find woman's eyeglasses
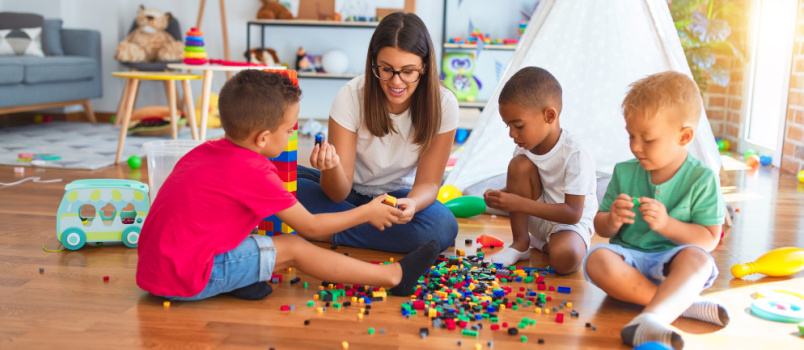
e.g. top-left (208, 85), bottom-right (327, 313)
top-left (371, 63), bottom-right (426, 83)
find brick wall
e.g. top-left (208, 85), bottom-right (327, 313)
top-left (702, 0), bottom-right (749, 154)
top-left (780, 0), bottom-right (804, 174)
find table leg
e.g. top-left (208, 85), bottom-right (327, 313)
top-left (200, 70), bottom-right (213, 141)
top-left (116, 79), bottom-right (140, 164)
top-left (168, 80), bottom-right (178, 140)
top-left (182, 79), bottom-right (199, 140)
top-left (114, 78), bottom-right (130, 126)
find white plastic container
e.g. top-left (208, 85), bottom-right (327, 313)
top-left (143, 140), bottom-right (203, 203)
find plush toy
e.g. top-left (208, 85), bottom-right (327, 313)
top-left (257, 0), bottom-right (293, 20)
top-left (115, 6), bottom-right (184, 63)
top-left (248, 47), bottom-right (280, 66)
top-left (296, 47), bottom-right (311, 72)
top-left (195, 93), bottom-right (221, 128)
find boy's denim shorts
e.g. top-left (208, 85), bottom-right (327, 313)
top-left (582, 243), bottom-right (718, 289)
top-left (162, 235), bottom-right (276, 301)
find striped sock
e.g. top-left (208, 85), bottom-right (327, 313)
top-left (621, 313), bottom-right (684, 350)
top-left (681, 298), bottom-right (730, 327)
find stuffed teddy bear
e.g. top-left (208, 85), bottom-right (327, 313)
top-left (248, 48), bottom-right (280, 66)
top-left (115, 5), bottom-right (184, 63)
top-left (257, 0), bottom-right (293, 20)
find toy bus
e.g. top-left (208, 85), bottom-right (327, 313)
top-left (56, 179), bottom-right (150, 250)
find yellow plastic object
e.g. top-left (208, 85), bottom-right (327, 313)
top-left (731, 247), bottom-right (804, 278)
top-left (437, 184), bottom-right (462, 203)
top-left (111, 71), bottom-right (202, 81)
top-left (756, 287), bottom-right (804, 301)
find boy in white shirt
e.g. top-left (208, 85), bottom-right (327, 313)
top-left (484, 66), bottom-right (598, 273)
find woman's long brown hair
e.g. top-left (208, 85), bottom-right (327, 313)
top-left (363, 12), bottom-right (441, 153)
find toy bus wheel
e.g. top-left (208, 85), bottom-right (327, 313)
top-left (122, 227), bottom-right (140, 248)
top-left (60, 227), bottom-right (86, 250)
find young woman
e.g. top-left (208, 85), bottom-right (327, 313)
top-left (297, 12), bottom-right (459, 253)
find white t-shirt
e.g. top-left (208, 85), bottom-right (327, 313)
top-left (330, 76), bottom-right (459, 196)
top-left (513, 129), bottom-right (598, 229)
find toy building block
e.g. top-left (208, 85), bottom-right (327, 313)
top-left (382, 195), bottom-right (398, 208)
top-left (270, 150), bottom-right (297, 162)
top-left (476, 234), bottom-right (505, 247)
top-left (284, 139), bottom-right (298, 152)
top-left (285, 181), bottom-right (297, 192)
top-left (556, 313), bottom-right (564, 323)
top-left (557, 286), bottom-right (571, 294)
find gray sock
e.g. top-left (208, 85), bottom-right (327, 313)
top-left (621, 313), bottom-right (684, 350)
top-left (681, 298), bottom-right (730, 327)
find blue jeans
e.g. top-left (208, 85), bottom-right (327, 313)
top-left (162, 235), bottom-right (276, 301)
top-left (296, 166), bottom-right (458, 253)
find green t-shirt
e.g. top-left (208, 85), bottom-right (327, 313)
top-left (599, 153), bottom-right (725, 252)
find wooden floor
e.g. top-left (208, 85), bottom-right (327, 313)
top-left (1, 134), bottom-right (803, 349)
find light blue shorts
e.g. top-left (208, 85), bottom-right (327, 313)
top-left (163, 235), bottom-right (276, 301)
top-left (583, 243), bottom-right (718, 289)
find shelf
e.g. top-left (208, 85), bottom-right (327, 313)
top-left (298, 72), bottom-right (359, 79)
top-left (247, 19), bottom-right (379, 28)
top-left (443, 43), bottom-right (517, 50)
top-left (458, 101), bottom-right (487, 108)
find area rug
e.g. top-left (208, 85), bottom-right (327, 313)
top-left (0, 121), bottom-right (225, 170)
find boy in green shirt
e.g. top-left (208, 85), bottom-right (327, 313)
top-left (583, 71), bottom-right (728, 350)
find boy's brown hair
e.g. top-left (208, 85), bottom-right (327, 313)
top-left (498, 66), bottom-right (562, 115)
top-left (219, 70), bottom-right (301, 141)
top-left (622, 71), bottom-right (701, 128)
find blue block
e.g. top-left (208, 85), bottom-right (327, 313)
top-left (269, 150), bottom-right (297, 162)
top-left (362, 296), bottom-right (372, 304)
top-left (401, 309), bottom-right (410, 316)
top-left (557, 286), bottom-right (571, 294)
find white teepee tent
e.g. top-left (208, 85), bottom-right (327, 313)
top-left (445, 0), bottom-right (722, 191)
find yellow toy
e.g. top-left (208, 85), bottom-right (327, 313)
top-left (731, 247), bottom-right (804, 278)
top-left (437, 184), bottom-right (462, 204)
top-left (195, 92), bottom-right (220, 128)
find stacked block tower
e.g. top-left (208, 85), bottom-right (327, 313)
top-left (183, 27), bottom-right (207, 65)
top-left (258, 69), bottom-right (299, 236)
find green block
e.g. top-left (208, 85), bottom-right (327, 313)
top-left (307, 300), bottom-right (314, 307)
top-left (482, 314), bottom-right (489, 319)
top-left (333, 302), bottom-right (341, 308)
top-left (521, 317), bottom-right (530, 323)
top-left (513, 305), bottom-right (519, 311)
top-left (527, 301), bottom-right (533, 306)
top-left (490, 317), bottom-right (498, 323)
top-left (461, 329), bottom-right (478, 337)
top-left (368, 328), bottom-right (375, 335)
top-left (523, 276), bottom-right (533, 283)
top-left (521, 336), bottom-right (528, 342)
top-left (410, 310), bottom-right (417, 316)
top-left (402, 304), bottom-right (411, 310)
top-left (516, 298), bottom-right (523, 304)
top-left (508, 266), bottom-right (516, 271)
top-left (518, 323), bottom-right (526, 329)
top-left (529, 319), bottom-right (536, 325)
top-left (501, 278), bottom-right (508, 283)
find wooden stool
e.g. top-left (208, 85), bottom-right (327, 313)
top-left (111, 71), bottom-right (202, 164)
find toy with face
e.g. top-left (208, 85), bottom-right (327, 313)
top-left (442, 52), bottom-right (481, 102)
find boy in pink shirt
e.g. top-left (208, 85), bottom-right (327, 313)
top-left (137, 70), bottom-right (440, 300)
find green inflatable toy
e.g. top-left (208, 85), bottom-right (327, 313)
top-left (445, 196), bottom-right (486, 218)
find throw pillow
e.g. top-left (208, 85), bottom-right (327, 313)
top-left (0, 27), bottom-right (45, 56)
top-left (43, 19), bottom-right (64, 56)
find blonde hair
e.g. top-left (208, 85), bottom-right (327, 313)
top-left (622, 71), bottom-right (702, 128)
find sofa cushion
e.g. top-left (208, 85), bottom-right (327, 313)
top-left (20, 56), bottom-right (96, 84)
top-left (43, 19), bottom-right (64, 56)
top-left (0, 12), bottom-right (46, 56)
top-left (0, 58), bottom-right (24, 85)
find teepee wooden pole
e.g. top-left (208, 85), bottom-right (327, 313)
top-left (196, 0), bottom-right (232, 79)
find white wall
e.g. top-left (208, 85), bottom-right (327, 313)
top-left (2, 0), bottom-right (532, 119)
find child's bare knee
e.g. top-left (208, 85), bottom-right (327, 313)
top-left (672, 247), bottom-right (712, 269)
top-left (585, 248), bottom-right (618, 277)
top-left (508, 155), bottom-right (537, 176)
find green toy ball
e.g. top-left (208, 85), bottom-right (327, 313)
top-left (716, 139), bottom-right (727, 151)
top-left (127, 155), bottom-right (142, 169)
top-left (744, 149), bottom-right (757, 158)
top-left (444, 196), bottom-right (486, 218)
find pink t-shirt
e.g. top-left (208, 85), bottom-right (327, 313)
top-left (136, 138), bottom-right (297, 297)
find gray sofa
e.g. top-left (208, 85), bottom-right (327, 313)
top-left (0, 12), bottom-right (101, 122)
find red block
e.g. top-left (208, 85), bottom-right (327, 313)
top-left (271, 160), bottom-right (295, 172)
top-left (519, 287), bottom-right (525, 291)
top-left (547, 296), bottom-right (552, 301)
top-left (447, 319), bottom-right (456, 330)
top-left (277, 170), bottom-right (297, 182)
top-left (549, 286), bottom-right (555, 291)
top-left (502, 322), bottom-right (508, 328)
top-left (458, 320), bottom-right (468, 328)
top-left (413, 301), bottom-right (426, 310)
top-left (537, 284), bottom-right (546, 291)
top-left (491, 324), bottom-right (500, 331)
top-left (280, 305), bottom-right (290, 311)
top-left (271, 273), bottom-right (282, 282)
top-left (556, 313), bottom-right (564, 323)
top-left (536, 276), bottom-right (545, 283)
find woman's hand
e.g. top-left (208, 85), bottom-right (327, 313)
top-left (365, 194), bottom-right (403, 230)
top-left (395, 197), bottom-right (418, 224)
top-left (309, 140), bottom-right (341, 171)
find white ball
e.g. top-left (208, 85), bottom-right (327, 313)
top-left (322, 50), bottom-right (349, 75)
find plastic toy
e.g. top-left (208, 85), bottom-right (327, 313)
top-left (744, 149), bottom-right (757, 158)
top-left (56, 179), bottom-right (150, 250)
top-left (442, 52), bottom-right (481, 102)
top-left (183, 28), bottom-right (207, 65)
top-left (445, 196), bottom-right (486, 218)
top-left (127, 155), bottom-right (142, 169)
top-left (476, 234), bottom-right (504, 247)
top-left (209, 58), bottom-right (266, 67)
top-left (759, 154), bottom-right (772, 166)
top-left (751, 297), bottom-right (804, 323)
top-left (382, 195), bottom-right (398, 208)
top-left (746, 154), bottom-right (760, 168)
top-left (437, 184), bottom-right (462, 203)
top-left (455, 128), bottom-right (469, 143)
top-left (315, 133), bottom-right (325, 146)
top-left (633, 342), bottom-right (673, 350)
top-left (798, 170), bottom-right (804, 184)
top-left (731, 247), bottom-right (804, 278)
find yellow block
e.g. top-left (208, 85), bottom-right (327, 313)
top-left (456, 248), bottom-right (465, 256)
top-left (534, 308), bottom-right (541, 313)
top-left (284, 139), bottom-right (297, 152)
top-left (567, 302), bottom-right (572, 308)
top-left (257, 229), bottom-right (266, 236)
top-left (183, 51), bottom-right (208, 59)
top-left (285, 181), bottom-right (297, 192)
top-left (545, 309), bottom-right (550, 314)
top-left (281, 222), bottom-right (295, 233)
